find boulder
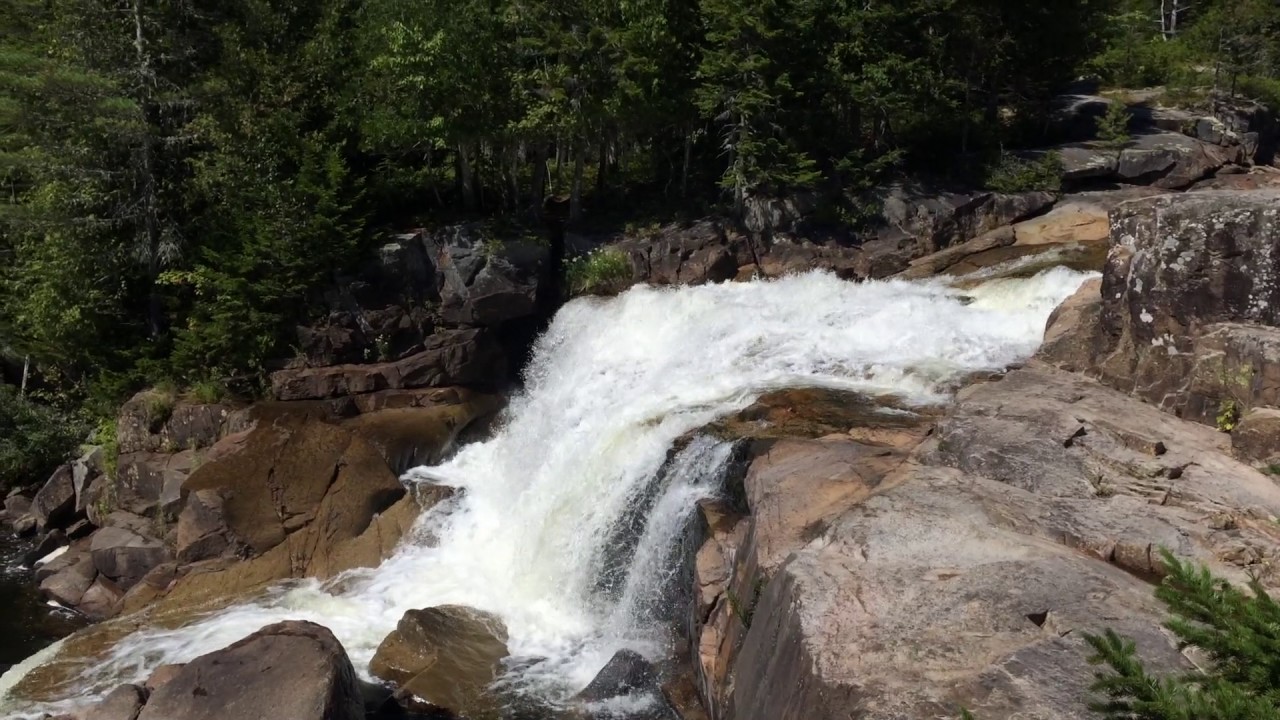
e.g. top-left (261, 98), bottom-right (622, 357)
top-left (70, 446), bottom-right (104, 514)
top-left (36, 546), bottom-right (91, 582)
top-left (578, 650), bottom-right (660, 702)
top-left (143, 664), bottom-right (185, 693)
top-left (430, 224), bottom-right (549, 325)
top-left (117, 393), bottom-right (235, 455)
top-left (136, 621), bottom-right (364, 720)
top-left (89, 527), bottom-right (170, 591)
top-left (1087, 189), bottom-right (1280, 422)
top-left (39, 553), bottom-right (97, 607)
top-left (33, 465), bottom-right (76, 531)
top-left (1038, 277), bottom-right (1103, 372)
top-left (174, 489), bottom-right (230, 563)
top-left (1232, 408), bottom-right (1280, 467)
top-left (115, 450), bottom-right (197, 517)
top-left (1058, 131), bottom-right (1242, 189)
top-left (369, 606), bottom-right (509, 715)
top-left (4, 493), bottom-right (32, 517)
top-left (611, 220), bottom-right (754, 287)
top-left (77, 577), bottom-right (124, 620)
top-left (270, 329), bottom-right (505, 401)
top-left (86, 683), bottom-right (147, 720)
top-left (23, 529), bottom-right (67, 567)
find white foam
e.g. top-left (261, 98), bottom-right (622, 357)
top-left (1, 267), bottom-right (1094, 714)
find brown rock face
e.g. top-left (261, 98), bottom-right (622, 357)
top-left (136, 621), bottom-right (364, 720)
top-left (1039, 277), bottom-right (1103, 372)
top-left (370, 606), bottom-right (509, 715)
top-left (32, 465), bottom-right (76, 532)
top-left (116, 394), bottom-right (236, 455)
top-left (270, 328), bottom-right (505, 401)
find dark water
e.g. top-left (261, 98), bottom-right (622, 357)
top-left (0, 533), bottom-right (85, 675)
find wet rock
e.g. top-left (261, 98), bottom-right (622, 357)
top-left (35, 546), bottom-right (90, 582)
top-left (89, 527), bottom-right (170, 591)
top-left (1232, 408), bottom-right (1280, 466)
top-left (137, 621), bottom-right (364, 720)
top-left (85, 683), bottom-right (147, 720)
top-left (369, 605), bottom-right (509, 715)
top-left (1039, 277), bottom-right (1103, 372)
top-left (144, 664), bottom-right (185, 693)
top-left (578, 650), bottom-right (660, 702)
top-left (33, 465), bottom-right (76, 532)
top-left (11, 513), bottom-right (36, 536)
top-left (23, 530), bottom-right (67, 567)
top-left (270, 329), bottom-right (505, 401)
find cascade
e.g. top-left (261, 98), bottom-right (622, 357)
top-left (0, 268), bottom-right (1094, 716)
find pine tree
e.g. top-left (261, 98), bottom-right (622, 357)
top-left (1084, 549), bottom-right (1280, 719)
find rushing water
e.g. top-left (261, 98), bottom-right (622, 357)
top-left (0, 268), bottom-right (1094, 715)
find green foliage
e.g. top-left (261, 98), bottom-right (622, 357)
top-left (188, 379), bottom-right (225, 405)
top-left (1097, 102), bottom-right (1133, 148)
top-left (983, 152), bottom-right (1064, 194)
top-left (566, 248), bottom-right (633, 296)
top-left (91, 417), bottom-right (119, 482)
top-left (141, 384), bottom-right (177, 432)
top-left (1218, 398), bottom-right (1242, 432)
top-left (1084, 549), bottom-right (1280, 719)
top-left (0, 386), bottom-right (87, 492)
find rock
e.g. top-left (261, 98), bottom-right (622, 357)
top-left (35, 546), bottom-right (89, 582)
top-left (117, 393), bottom-right (234, 455)
top-left (743, 193), bottom-right (819, 236)
top-left (270, 329), bottom-right (505, 401)
top-left (23, 530), bottom-right (67, 567)
top-left (700, 364), bottom-right (1280, 720)
top-left (65, 519), bottom-right (95, 540)
top-left (1190, 167), bottom-right (1280, 191)
top-left (1039, 277), bottom-right (1103, 372)
top-left (89, 527), bottom-right (170, 591)
top-left (39, 553), bottom-right (97, 607)
top-left (12, 513), bottom-right (36, 535)
top-left (137, 621), bottom-right (364, 720)
top-left (871, 186), bottom-right (1055, 256)
top-left (369, 606), bottom-right (509, 715)
top-left (4, 493), bottom-right (32, 517)
top-left (33, 465), bottom-right (76, 531)
top-left (115, 451), bottom-right (197, 517)
top-left (71, 446), bottom-right (104, 514)
top-left (77, 577), bottom-right (124, 620)
top-left (611, 220), bottom-right (755, 287)
top-left (578, 650), bottom-right (660, 702)
top-left (430, 224), bottom-right (549, 325)
top-left (1232, 408), bottom-right (1280, 466)
top-left (343, 400), bottom-right (503, 474)
top-left (143, 664), bottom-right (185, 692)
top-left (1086, 190), bottom-right (1280, 423)
top-left (1058, 132), bottom-right (1241, 189)
top-left (86, 683), bottom-right (147, 720)
top-left (174, 489), bottom-right (230, 563)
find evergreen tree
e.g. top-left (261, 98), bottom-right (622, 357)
top-left (1085, 549), bottom-right (1280, 719)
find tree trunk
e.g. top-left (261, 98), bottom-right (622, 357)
top-left (681, 126), bottom-right (693, 198)
top-left (570, 141), bottom-right (585, 223)
top-left (530, 143), bottom-right (548, 216)
top-left (458, 142), bottom-right (477, 211)
top-left (20, 356), bottom-right (29, 397)
top-left (133, 0), bottom-right (163, 338)
top-left (596, 137), bottom-right (608, 193)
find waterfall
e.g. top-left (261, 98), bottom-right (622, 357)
top-left (0, 268), bottom-right (1094, 715)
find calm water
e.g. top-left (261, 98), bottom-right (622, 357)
top-left (0, 533), bottom-right (84, 675)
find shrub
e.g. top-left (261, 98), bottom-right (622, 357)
top-left (1084, 549), bottom-right (1280, 719)
top-left (0, 386), bottom-right (87, 492)
top-left (983, 152), bottom-right (1064, 194)
top-left (141, 382), bottom-right (178, 432)
top-left (188, 378), bottom-right (226, 405)
top-left (565, 247), bottom-right (633, 296)
top-left (1097, 102), bottom-right (1132, 148)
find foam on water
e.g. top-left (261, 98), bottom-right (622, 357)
top-left (0, 268), bottom-right (1094, 714)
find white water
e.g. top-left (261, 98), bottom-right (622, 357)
top-left (1, 268), bottom-right (1093, 715)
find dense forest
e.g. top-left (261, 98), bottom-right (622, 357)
top-left (2, 0), bottom-right (1280, 481)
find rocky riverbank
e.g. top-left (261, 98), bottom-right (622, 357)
top-left (3, 94), bottom-right (1280, 720)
